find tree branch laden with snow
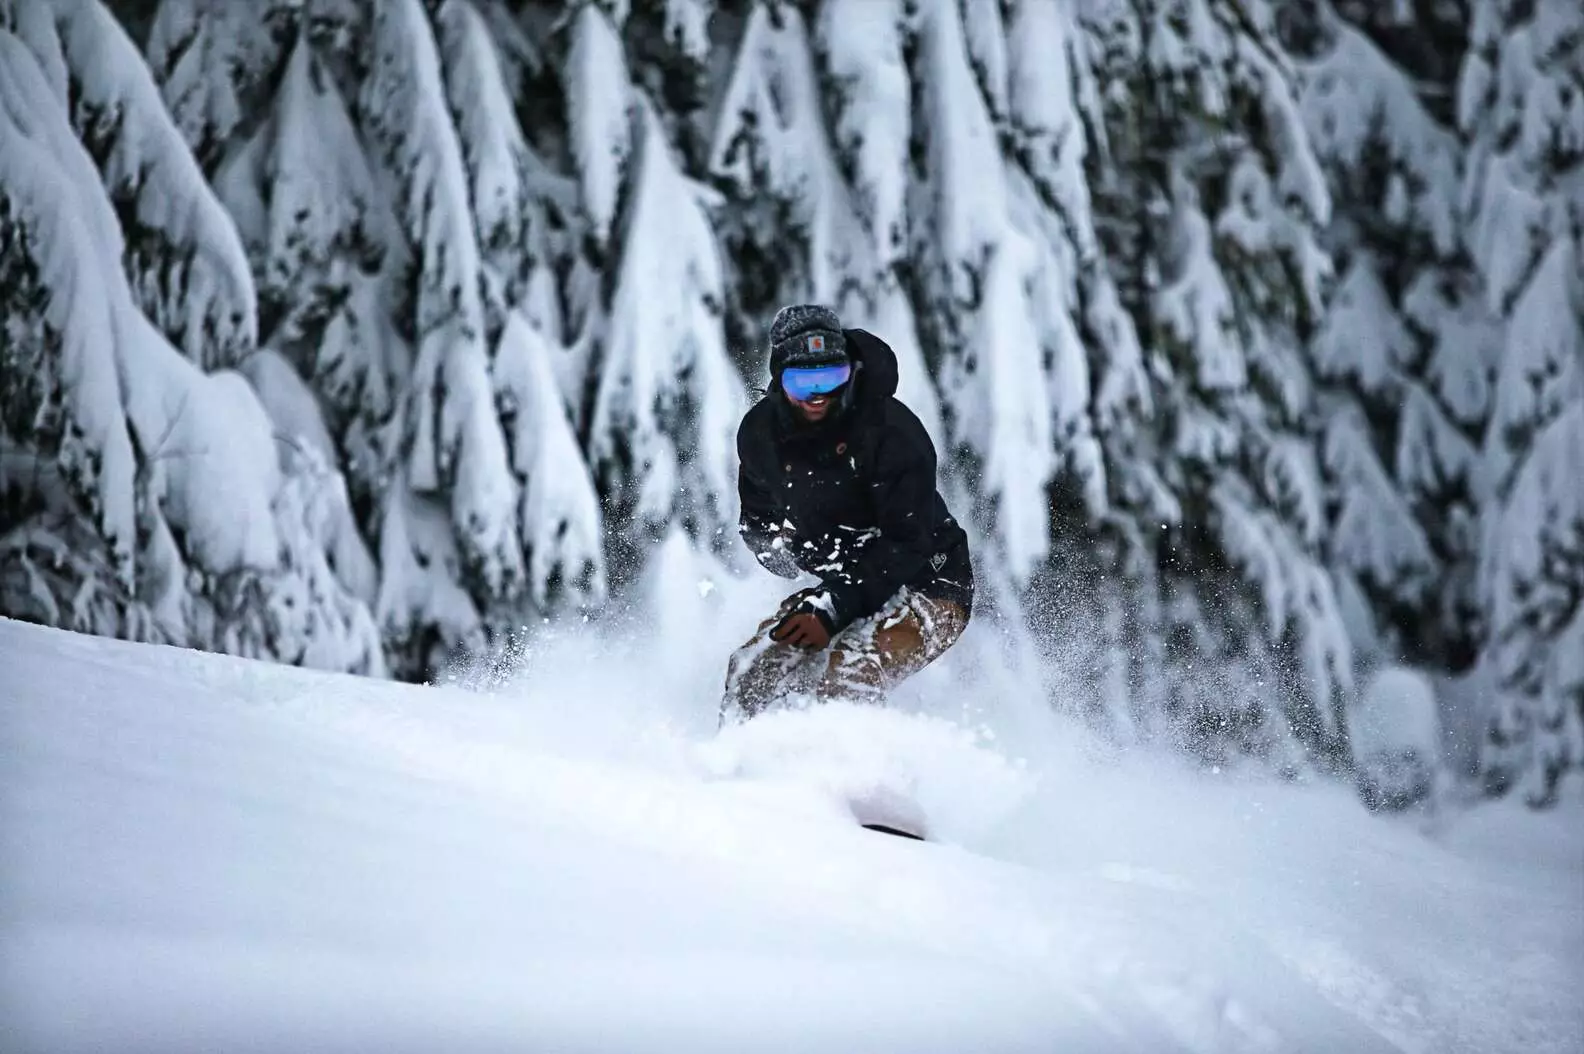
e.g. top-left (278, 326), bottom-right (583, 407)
top-left (359, 0), bottom-right (523, 605)
top-left (11, 0), bottom-right (258, 370)
top-left (591, 99), bottom-right (743, 547)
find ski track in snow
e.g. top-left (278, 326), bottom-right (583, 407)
top-left (1, 616), bottom-right (1579, 1054)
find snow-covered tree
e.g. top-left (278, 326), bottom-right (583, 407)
top-left (1288, 1), bottom-right (1496, 672)
top-left (7, 0), bottom-right (257, 369)
top-left (143, 0), bottom-right (298, 172)
top-left (0, 19), bottom-right (380, 674)
top-left (137, 0), bottom-right (614, 675)
top-left (563, 2), bottom-right (632, 255)
top-left (238, 347), bottom-right (379, 610)
top-left (1459, 0), bottom-right (1584, 805)
top-left (212, 26), bottom-right (400, 483)
top-left (552, 3), bottom-right (744, 587)
top-left (705, 3), bottom-right (920, 427)
top-left (591, 97), bottom-right (743, 564)
top-left (359, 0), bottom-right (524, 606)
top-left (906, 0), bottom-right (1083, 586)
top-left (1083, 0), bottom-right (1351, 763)
top-left (1, 28), bottom-right (142, 630)
top-left (705, 0), bottom-right (943, 469)
top-left (710, 4), bottom-right (871, 357)
top-left (618, 0), bottom-right (714, 173)
top-left (438, 0), bottom-right (605, 611)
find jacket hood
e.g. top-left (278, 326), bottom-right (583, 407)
top-left (843, 328), bottom-right (899, 406)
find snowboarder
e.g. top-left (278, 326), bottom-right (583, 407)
top-left (721, 305), bottom-right (973, 725)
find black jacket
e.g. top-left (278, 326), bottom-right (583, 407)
top-left (737, 328), bottom-right (971, 634)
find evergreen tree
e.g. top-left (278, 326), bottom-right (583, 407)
top-left (359, 0), bottom-right (524, 603)
top-left (709, 0), bottom-right (945, 456)
top-left (210, 25), bottom-right (402, 511)
top-left (438, 0), bottom-right (604, 611)
top-left (906, 0), bottom-right (1095, 586)
top-left (1084, 0), bottom-right (1350, 765)
top-left (139, 0), bottom-right (617, 675)
top-left (1287, 1), bottom-right (1496, 672)
top-left (143, 0), bottom-right (297, 172)
top-left (1459, 0), bottom-right (1584, 805)
top-left (711, 3), bottom-right (873, 361)
top-left (0, 13), bottom-right (381, 674)
top-left (15, 0), bottom-right (258, 369)
top-left (590, 96), bottom-right (743, 570)
top-left (1, 24), bottom-right (142, 630)
top-left (555, 1), bottom-right (746, 588)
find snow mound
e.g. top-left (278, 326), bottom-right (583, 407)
top-left (1349, 665), bottom-right (1442, 810)
top-left (1352, 665), bottom-right (1440, 759)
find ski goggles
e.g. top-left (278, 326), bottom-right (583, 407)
top-left (781, 363), bottom-right (852, 402)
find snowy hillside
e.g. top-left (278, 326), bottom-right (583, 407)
top-left (3, 615), bottom-right (1579, 1054)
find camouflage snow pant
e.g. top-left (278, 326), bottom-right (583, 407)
top-left (720, 587), bottom-right (969, 725)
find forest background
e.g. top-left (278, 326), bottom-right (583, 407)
top-left (1, 0), bottom-right (1579, 805)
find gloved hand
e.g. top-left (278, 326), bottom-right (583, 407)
top-left (770, 611), bottom-right (830, 650)
top-left (768, 587), bottom-right (836, 650)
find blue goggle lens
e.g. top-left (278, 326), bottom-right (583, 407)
top-left (782, 363), bottom-right (852, 401)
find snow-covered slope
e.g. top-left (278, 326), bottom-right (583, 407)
top-left (1, 614), bottom-right (1579, 1054)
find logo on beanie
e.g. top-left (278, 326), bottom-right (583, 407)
top-left (807, 334), bottom-right (825, 354)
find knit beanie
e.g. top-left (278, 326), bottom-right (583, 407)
top-left (768, 304), bottom-right (848, 373)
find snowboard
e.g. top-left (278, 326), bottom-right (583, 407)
top-left (847, 783), bottom-right (928, 841)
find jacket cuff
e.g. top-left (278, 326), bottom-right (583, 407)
top-left (807, 584), bottom-right (859, 637)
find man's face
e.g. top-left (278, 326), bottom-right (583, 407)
top-left (789, 389), bottom-right (838, 422)
top-left (782, 363), bottom-right (851, 423)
